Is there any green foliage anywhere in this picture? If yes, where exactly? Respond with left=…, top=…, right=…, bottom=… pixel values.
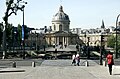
left=107, top=35, right=115, bottom=48
left=0, top=22, right=3, bottom=45
left=107, top=34, right=120, bottom=51
left=17, top=24, right=22, bottom=45
left=6, top=23, right=13, bottom=45
left=117, top=35, right=120, bottom=50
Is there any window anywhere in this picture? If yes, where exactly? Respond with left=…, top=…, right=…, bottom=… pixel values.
left=59, top=24, right=62, bottom=31
left=54, top=25, right=56, bottom=30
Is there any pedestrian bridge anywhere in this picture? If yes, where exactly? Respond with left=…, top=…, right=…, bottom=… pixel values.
left=44, top=45, right=77, bottom=52
left=37, top=45, right=77, bottom=59
left=27, top=45, right=100, bottom=59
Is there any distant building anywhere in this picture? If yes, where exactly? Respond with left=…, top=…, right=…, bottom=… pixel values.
left=45, top=5, right=82, bottom=46
left=75, top=20, right=112, bottom=47
left=25, top=7, right=118, bottom=50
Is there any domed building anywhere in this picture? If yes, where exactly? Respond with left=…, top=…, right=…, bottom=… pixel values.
left=51, top=6, right=70, bottom=32
left=45, top=6, right=82, bottom=46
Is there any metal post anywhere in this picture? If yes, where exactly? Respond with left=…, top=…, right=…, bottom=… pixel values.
left=12, top=61, right=16, bottom=68
left=115, top=14, right=120, bottom=58
left=84, top=32, right=86, bottom=46
left=84, top=32, right=86, bottom=53
left=22, top=6, right=25, bottom=59
left=2, top=27, right=6, bottom=59
left=30, top=31, right=32, bottom=50
left=100, top=35, right=103, bottom=65
left=32, top=61, right=36, bottom=67
left=36, top=32, right=38, bottom=51
left=43, top=36, right=46, bottom=51
left=100, top=47, right=103, bottom=65
left=87, top=37, right=90, bottom=59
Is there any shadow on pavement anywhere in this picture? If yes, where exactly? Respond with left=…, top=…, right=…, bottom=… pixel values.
left=113, top=74, right=120, bottom=75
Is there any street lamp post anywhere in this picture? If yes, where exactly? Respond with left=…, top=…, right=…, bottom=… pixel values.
left=84, top=32, right=87, bottom=57
left=87, top=37, right=90, bottom=59
left=100, top=34, right=103, bottom=65
left=115, top=14, right=120, bottom=58
left=35, top=32, right=38, bottom=51
left=22, top=5, right=25, bottom=59
left=43, top=36, right=46, bottom=51
left=2, top=24, right=6, bottom=59
left=84, top=32, right=87, bottom=45
left=21, top=2, right=27, bottom=59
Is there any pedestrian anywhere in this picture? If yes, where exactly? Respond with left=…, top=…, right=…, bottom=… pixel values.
left=64, top=44, right=67, bottom=48
left=106, top=51, right=114, bottom=75
left=76, top=53, right=80, bottom=66
left=72, top=54, right=76, bottom=66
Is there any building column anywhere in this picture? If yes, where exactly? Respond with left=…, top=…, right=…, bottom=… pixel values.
left=56, top=37, right=59, bottom=45
left=55, top=37, right=56, bottom=45
left=66, top=37, right=68, bottom=45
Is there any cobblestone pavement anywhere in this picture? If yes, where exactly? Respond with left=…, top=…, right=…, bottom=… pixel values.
left=0, top=59, right=120, bottom=79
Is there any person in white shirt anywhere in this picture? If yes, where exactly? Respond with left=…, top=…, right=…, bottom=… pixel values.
left=72, top=54, right=76, bottom=66
left=76, top=54, right=80, bottom=66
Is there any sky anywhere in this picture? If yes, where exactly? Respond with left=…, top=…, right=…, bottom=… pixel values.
left=0, top=0, right=120, bottom=29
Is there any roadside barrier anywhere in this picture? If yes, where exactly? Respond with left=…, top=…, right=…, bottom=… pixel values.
left=0, top=60, right=43, bottom=68
left=12, top=61, right=16, bottom=68
left=80, top=60, right=89, bottom=67
left=103, top=61, right=107, bottom=67
left=0, top=61, right=17, bottom=68
left=85, top=60, right=89, bottom=67
left=32, top=61, right=36, bottom=67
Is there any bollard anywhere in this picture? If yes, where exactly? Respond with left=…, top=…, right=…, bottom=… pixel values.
left=85, top=60, right=89, bottom=67
left=103, top=61, right=107, bottom=67
left=12, top=61, right=16, bottom=68
left=32, top=61, right=36, bottom=67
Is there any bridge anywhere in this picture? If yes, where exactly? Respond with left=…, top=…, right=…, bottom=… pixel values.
left=25, top=45, right=101, bottom=59
left=38, top=45, right=77, bottom=59
left=45, top=45, right=76, bottom=52
left=0, top=45, right=100, bottom=59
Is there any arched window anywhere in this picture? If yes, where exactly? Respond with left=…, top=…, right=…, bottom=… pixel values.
left=59, top=24, right=62, bottom=31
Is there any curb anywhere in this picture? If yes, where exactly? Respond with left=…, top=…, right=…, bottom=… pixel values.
left=0, top=68, right=25, bottom=73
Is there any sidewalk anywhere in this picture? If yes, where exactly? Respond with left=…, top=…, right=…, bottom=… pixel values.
left=0, top=59, right=120, bottom=79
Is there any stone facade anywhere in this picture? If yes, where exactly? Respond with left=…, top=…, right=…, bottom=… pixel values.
left=45, top=6, right=82, bottom=46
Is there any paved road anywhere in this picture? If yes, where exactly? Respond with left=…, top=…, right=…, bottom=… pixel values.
left=0, top=59, right=120, bottom=79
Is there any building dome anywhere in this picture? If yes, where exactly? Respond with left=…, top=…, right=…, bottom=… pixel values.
left=51, top=6, right=70, bottom=32
left=52, top=6, right=70, bottom=22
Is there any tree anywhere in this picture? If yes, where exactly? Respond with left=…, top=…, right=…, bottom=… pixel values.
left=17, top=24, right=22, bottom=45
left=117, top=35, right=120, bottom=52
left=2, top=0, right=26, bottom=59
left=0, top=22, right=3, bottom=46
left=107, top=35, right=116, bottom=48
left=107, top=34, right=120, bottom=52
left=6, top=24, right=14, bottom=48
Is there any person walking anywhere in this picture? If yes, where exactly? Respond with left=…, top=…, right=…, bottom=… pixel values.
left=76, top=53, right=80, bottom=66
left=72, top=54, right=76, bottom=66
left=106, top=52, right=114, bottom=75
